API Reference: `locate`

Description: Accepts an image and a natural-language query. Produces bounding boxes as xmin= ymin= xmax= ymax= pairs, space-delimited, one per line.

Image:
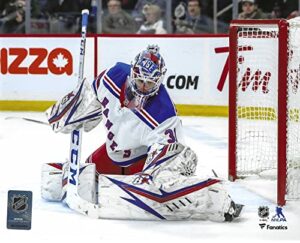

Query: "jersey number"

xmin=165 ymin=128 xmax=177 ymax=143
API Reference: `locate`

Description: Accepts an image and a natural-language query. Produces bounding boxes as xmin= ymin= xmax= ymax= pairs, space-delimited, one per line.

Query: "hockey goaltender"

xmin=41 ymin=45 xmax=243 ymax=221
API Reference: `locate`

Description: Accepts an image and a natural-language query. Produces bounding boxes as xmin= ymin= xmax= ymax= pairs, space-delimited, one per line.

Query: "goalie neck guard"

xmin=125 ymin=45 xmax=167 ymax=109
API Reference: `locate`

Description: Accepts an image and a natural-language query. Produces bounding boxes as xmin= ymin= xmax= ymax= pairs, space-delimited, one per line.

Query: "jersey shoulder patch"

xmin=133 ymin=85 xmax=177 ymax=129
xmin=102 ymin=62 xmax=130 ymax=98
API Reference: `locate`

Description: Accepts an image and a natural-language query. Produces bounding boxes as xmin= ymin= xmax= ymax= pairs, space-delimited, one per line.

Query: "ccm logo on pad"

xmin=0 ymin=47 xmax=73 ymax=75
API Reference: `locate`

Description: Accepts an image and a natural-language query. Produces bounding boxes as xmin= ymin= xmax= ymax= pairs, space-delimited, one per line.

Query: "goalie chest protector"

xmin=92 ymin=62 xmax=184 ymax=166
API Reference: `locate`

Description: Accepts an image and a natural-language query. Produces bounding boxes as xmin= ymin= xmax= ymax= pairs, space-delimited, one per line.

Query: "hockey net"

xmin=229 ymin=18 xmax=300 ymax=205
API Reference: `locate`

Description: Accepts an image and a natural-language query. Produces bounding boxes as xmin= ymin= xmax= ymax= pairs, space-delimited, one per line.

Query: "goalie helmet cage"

xmin=228 ymin=19 xmax=300 ymax=206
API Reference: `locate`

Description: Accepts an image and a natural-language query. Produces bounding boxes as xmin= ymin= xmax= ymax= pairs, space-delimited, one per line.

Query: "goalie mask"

xmin=125 ymin=45 xmax=167 ymax=109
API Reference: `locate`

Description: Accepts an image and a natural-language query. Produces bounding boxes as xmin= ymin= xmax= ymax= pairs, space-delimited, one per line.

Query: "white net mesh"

xmin=287 ymin=17 xmax=300 ymax=200
xmin=234 ymin=19 xmax=300 ymax=201
xmin=236 ymin=25 xmax=279 ymax=176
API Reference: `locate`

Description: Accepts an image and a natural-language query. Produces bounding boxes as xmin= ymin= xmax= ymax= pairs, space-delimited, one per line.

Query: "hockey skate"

xmin=224 ymin=201 xmax=244 ymax=222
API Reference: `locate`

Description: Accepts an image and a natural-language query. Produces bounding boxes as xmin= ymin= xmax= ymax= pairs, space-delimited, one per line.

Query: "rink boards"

xmin=0 ymin=34 xmax=229 ymax=116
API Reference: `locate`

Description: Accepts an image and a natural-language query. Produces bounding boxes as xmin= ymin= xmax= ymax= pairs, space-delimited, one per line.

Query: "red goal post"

xmin=228 ymin=19 xmax=300 ymax=206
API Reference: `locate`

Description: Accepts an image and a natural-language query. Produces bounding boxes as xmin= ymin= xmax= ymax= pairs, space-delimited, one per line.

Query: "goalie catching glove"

xmin=142 ymin=143 xmax=197 ymax=189
xmin=46 ymin=78 xmax=102 ymax=133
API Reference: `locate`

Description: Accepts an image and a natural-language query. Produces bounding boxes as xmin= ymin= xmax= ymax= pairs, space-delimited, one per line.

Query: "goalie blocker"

xmin=41 ymin=142 xmax=243 ymax=221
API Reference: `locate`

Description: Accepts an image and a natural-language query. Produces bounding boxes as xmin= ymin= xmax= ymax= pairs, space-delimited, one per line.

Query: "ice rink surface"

xmin=0 ymin=112 xmax=299 ymax=243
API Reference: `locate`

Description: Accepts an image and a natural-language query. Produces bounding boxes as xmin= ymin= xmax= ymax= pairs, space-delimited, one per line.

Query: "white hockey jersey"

xmin=92 ymin=62 xmax=184 ymax=166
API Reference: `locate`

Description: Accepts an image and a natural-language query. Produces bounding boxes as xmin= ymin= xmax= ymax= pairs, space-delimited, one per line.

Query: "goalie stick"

xmin=5 ymin=116 xmax=48 ymax=126
xmin=66 ymin=9 xmax=100 ymax=218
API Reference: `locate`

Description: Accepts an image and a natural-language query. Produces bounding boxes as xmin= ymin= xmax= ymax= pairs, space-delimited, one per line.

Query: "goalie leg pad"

xmin=41 ymin=162 xmax=97 ymax=204
xmin=97 ymin=173 xmax=238 ymax=221
xmin=41 ymin=163 xmax=64 ymax=201
xmin=206 ymin=182 xmax=234 ymax=221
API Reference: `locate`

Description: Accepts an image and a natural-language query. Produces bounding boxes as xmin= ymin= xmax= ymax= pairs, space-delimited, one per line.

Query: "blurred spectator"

xmin=255 ymin=0 xmax=277 ymax=13
xmin=46 ymin=0 xmax=91 ymax=14
xmin=35 ymin=0 xmax=51 ymax=17
xmin=0 ymin=1 xmax=10 ymax=12
xmin=103 ymin=0 xmax=137 ymax=10
xmin=4 ymin=0 xmax=26 ymax=30
xmin=283 ymin=0 xmax=299 ymax=19
xmin=137 ymin=4 xmax=167 ymax=34
xmin=132 ymin=0 xmax=166 ymax=27
xmin=174 ymin=0 xmax=228 ymax=34
xmin=0 ymin=0 xmax=40 ymax=33
xmin=103 ymin=0 xmax=137 ymax=33
xmin=238 ymin=0 xmax=269 ymax=20
xmin=45 ymin=0 xmax=92 ymax=33
xmin=270 ymin=1 xmax=284 ymax=19
xmin=269 ymin=0 xmax=300 ymax=19
xmin=120 ymin=0 xmax=138 ymax=10
xmin=259 ymin=0 xmax=299 ymax=18
xmin=287 ymin=11 xmax=299 ymax=19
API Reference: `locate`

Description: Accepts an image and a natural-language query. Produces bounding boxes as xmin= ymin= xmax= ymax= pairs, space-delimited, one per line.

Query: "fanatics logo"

xmin=259 ymin=223 xmax=266 ymax=229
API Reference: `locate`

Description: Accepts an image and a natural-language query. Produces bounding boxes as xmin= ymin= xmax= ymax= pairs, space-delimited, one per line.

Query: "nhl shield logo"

xmin=11 ymin=195 xmax=28 ymax=213
xmin=258 ymin=206 xmax=269 ymax=218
